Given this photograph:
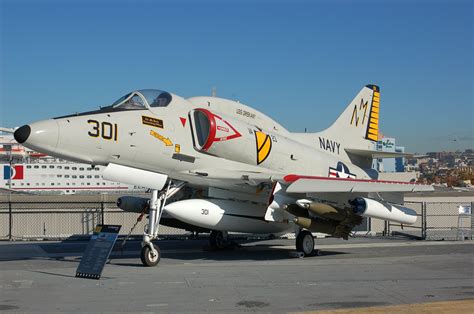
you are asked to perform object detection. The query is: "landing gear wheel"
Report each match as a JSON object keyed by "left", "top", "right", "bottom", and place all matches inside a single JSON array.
[
  {"left": 296, "top": 230, "right": 315, "bottom": 256},
  {"left": 140, "top": 245, "right": 161, "bottom": 267},
  {"left": 209, "top": 231, "right": 228, "bottom": 250}
]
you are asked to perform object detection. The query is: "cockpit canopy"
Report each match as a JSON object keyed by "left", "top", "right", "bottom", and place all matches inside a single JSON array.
[{"left": 112, "top": 89, "right": 172, "bottom": 109}]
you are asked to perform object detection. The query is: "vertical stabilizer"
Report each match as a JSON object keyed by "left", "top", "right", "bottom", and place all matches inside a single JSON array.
[{"left": 321, "top": 84, "right": 380, "bottom": 150}]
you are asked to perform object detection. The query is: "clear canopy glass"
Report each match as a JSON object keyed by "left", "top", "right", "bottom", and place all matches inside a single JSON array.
[
  {"left": 111, "top": 89, "right": 172, "bottom": 109},
  {"left": 137, "top": 89, "right": 172, "bottom": 107}
]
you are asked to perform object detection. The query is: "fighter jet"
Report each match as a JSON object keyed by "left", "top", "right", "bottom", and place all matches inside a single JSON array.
[{"left": 13, "top": 84, "right": 432, "bottom": 266}]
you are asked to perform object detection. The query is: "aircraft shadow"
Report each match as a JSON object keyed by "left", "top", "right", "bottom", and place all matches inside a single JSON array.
[{"left": 0, "top": 239, "right": 348, "bottom": 265}]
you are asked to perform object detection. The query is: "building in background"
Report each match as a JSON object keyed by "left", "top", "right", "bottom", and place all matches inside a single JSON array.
[{"left": 374, "top": 136, "right": 405, "bottom": 173}]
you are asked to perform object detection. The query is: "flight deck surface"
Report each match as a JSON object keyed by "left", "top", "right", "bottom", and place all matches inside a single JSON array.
[{"left": 0, "top": 238, "right": 473, "bottom": 312}]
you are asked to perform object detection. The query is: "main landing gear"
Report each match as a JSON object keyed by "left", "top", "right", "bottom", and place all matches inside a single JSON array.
[
  {"left": 296, "top": 230, "right": 317, "bottom": 256},
  {"left": 209, "top": 230, "right": 231, "bottom": 250}
]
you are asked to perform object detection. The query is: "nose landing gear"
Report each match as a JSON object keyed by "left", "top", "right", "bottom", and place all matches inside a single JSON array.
[{"left": 139, "top": 181, "right": 185, "bottom": 267}]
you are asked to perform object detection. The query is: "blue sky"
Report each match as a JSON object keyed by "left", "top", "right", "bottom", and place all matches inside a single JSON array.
[{"left": 1, "top": 0, "right": 472, "bottom": 153}]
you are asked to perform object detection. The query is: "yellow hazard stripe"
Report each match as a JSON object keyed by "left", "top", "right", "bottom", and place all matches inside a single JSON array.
[{"left": 367, "top": 134, "right": 378, "bottom": 141}]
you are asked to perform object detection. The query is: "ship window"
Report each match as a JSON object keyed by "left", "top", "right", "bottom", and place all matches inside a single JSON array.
[
  {"left": 87, "top": 183, "right": 90, "bottom": 185},
  {"left": 21, "top": 183, "right": 24, "bottom": 186},
  {"left": 12, "top": 183, "right": 15, "bottom": 186},
  {"left": 87, "top": 167, "right": 92, "bottom": 171},
  {"left": 57, "top": 166, "right": 62, "bottom": 169},
  {"left": 51, "top": 183, "right": 54, "bottom": 186},
  {"left": 49, "top": 165, "right": 54, "bottom": 169},
  {"left": 57, "top": 175, "right": 62, "bottom": 178},
  {"left": 65, "top": 166, "right": 70, "bottom": 170},
  {"left": 66, "top": 183, "right": 69, "bottom": 186},
  {"left": 42, "top": 165, "right": 47, "bottom": 169},
  {"left": 79, "top": 167, "right": 84, "bottom": 171},
  {"left": 34, "top": 165, "right": 39, "bottom": 169},
  {"left": 72, "top": 167, "right": 77, "bottom": 170},
  {"left": 36, "top": 183, "right": 39, "bottom": 186},
  {"left": 42, "top": 183, "right": 45, "bottom": 186},
  {"left": 94, "top": 175, "right": 100, "bottom": 178},
  {"left": 72, "top": 175, "right": 77, "bottom": 179},
  {"left": 65, "top": 175, "right": 70, "bottom": 178},
  {"left": 72, "top": 183, "right": 76, "bottom": 185},
  {"left": 79, "top": 175, "right": 84, "bottom": 179},
  {"left": 27, "top": 183, "right": 30, "bottom": 186},
  {"left": 95, "top": 168, "right": 100, "bottom": 171},
  {"left": 87, "top": 175, "right": 92, "bottom": 178},
  {"left": 27, "top": 165, "right": 31, "bottom": 169}
]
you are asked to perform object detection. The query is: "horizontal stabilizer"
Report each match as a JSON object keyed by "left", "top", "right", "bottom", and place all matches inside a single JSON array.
[{"left": 345, "top": 148, "right": 413, "bottom": 159}]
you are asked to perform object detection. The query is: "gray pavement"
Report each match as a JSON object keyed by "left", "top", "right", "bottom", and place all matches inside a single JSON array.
[{"left": 0, "top": 237, "right": 473, "bottom": 313}]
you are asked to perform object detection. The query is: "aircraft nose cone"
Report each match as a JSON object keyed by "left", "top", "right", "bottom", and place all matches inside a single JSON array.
[
  {"left": 19, "top": 119, "right": 60, "bottom": 155},
  {"left": 14, "top": 125, "right": 31, "bottom": 144}
]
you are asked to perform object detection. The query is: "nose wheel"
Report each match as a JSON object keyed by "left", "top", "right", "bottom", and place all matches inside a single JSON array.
[
  {"left": 140, "top": 245, "right": 161, "bottom": 267},
  {"left": 296, "top": 230, "right": 315, "bottom": 256}
]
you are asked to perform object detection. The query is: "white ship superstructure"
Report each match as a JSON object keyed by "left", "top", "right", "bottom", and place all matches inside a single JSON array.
[{"left": 1, "top": 134, "right": 144, "bottom": 194}]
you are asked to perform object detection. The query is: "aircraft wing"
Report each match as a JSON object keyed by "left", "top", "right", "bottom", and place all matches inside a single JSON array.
[
  {"left": 186, "top": 168, "right": 282, "bottom": 186},
  {"left": 184, "top": 168, "right": 433, "bottom": 194},
  {"left": 0, "top": 127, "right": 15, "bottom": 133},
  {"left": 284, "top": 175, "right": 433, "bottom": 193}
]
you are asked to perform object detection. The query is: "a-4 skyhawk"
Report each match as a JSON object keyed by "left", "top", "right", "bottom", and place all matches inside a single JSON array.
[{"left": 13, "top": 84, "right": 433, "bottom": 266}]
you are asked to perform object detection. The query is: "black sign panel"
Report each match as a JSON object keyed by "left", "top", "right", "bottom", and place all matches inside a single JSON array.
[{"left": 75, "top": 225, "right": 121, "bottom": 280}]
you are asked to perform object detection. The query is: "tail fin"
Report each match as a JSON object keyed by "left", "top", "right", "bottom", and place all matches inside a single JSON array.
[{"left": 321, "top": 84, "right": 380, "bottom": 149}]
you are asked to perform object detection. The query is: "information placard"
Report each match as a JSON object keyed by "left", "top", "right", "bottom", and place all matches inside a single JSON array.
[{"left": 75, "top": 225, "right": 121, "bottom": 280}]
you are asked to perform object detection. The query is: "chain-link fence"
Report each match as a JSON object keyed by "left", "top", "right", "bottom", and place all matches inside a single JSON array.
[
  {"left": 0, "top": 199, "right": 472, "bottom": 241},
  {"left": 385, "top": 201, "right": 473, "bottom": 240},
  {"left": 0, "top": 200, "right": 185, "bottom": 240}
]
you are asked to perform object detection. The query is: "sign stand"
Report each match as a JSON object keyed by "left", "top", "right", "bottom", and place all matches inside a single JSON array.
[
  {"left": 75, "top": 225, "right": 121, "bottom": 279},
  {"left": 457, "top": 205, "right": 471, "bottom": 241}
]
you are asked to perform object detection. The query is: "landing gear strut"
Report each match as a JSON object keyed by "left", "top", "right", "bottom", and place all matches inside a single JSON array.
[
  {"left": 296, "top": 230, "right": 315, "bottom": 256},
  {"left": 141, "top": 189, "right": 163, "bottom": 267},
  {"left": 140, "top": 181, "right": 185, "bottom": 267}
]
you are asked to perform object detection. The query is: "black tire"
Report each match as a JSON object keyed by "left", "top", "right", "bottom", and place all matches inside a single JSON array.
[
  {"left": 140, "top": 245, "right": 161, "bottom": 267},
  {"left": 296, "top": 230, "right": 315, "bottom": 256},
  {"left": 209, "top": 231, "right": 228, "bottom": 250}
]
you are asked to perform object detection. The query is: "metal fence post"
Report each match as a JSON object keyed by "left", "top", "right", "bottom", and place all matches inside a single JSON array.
[
  {"left": 471, "top": 202, "right": 473, "bottom": 240},
  {"left": 422, "top": 202, "right": 427, "bottom": 240},
  {"left": 8, "top": 200, "right": 12, "bottom": 241},
  {"left": 101, "top": 201, "right": 105, "bottom": 225}
]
